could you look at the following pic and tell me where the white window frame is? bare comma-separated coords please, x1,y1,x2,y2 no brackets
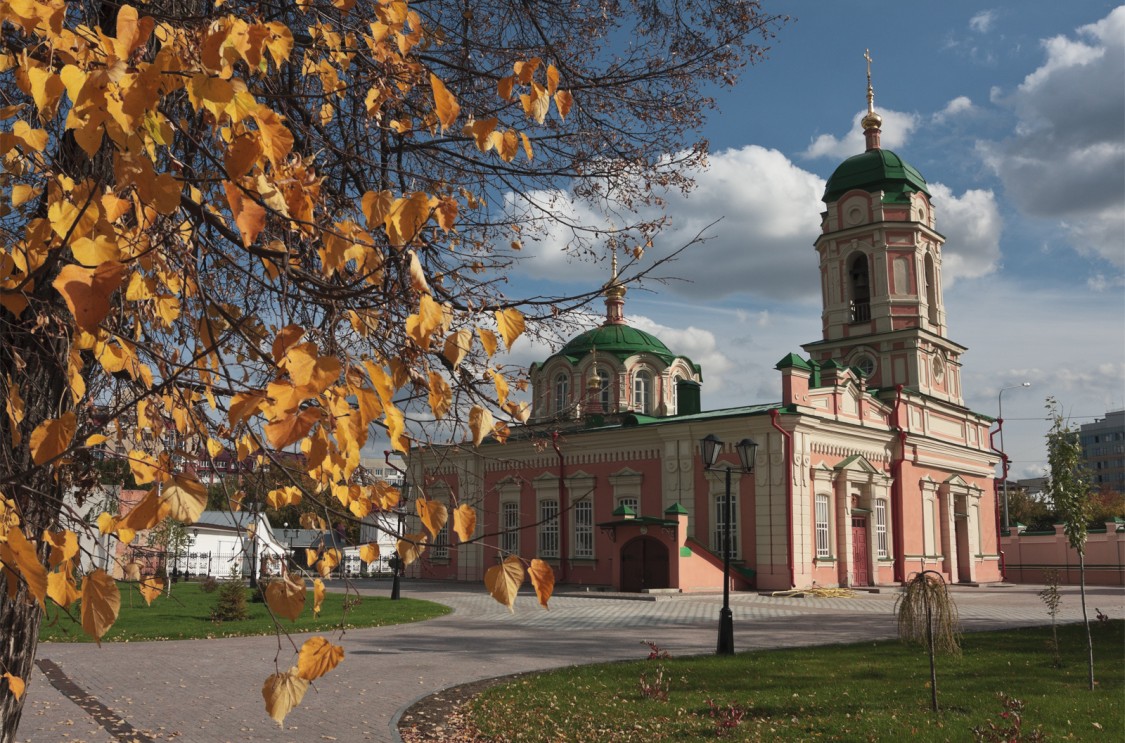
554,373,569,415
633,370,653,414
875,498,888,559
538,499,559,557
712,492,739,558
500,501,520,555
616,496,638,515
815,494,831,558
573,500,594,559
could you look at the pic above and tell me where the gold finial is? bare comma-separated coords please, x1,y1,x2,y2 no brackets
587,347,602,390
611,244,619,283
861,49,882,148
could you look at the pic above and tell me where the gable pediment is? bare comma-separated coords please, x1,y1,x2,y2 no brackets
834,454,880,474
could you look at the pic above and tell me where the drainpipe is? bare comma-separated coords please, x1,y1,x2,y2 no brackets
988,424,1008,581
551,431,568,584
891,385,908,583
769,409,795,589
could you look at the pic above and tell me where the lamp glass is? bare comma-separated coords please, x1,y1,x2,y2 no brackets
701,434,722,468
736,438,758,473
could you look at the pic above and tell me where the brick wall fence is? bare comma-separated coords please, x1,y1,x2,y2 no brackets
1000,520,1125,586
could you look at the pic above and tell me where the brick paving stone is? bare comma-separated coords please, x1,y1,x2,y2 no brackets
15,581,1124,743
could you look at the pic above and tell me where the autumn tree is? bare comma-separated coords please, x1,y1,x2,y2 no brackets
0,0,784,735
1045,398,1095,691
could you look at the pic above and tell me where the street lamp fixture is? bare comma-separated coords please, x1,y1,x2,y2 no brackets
700,434,757,656
998,382,1031,529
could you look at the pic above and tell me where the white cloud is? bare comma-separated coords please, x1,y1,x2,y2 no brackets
926,183,1003,283
969,11,997,34
802,108,919,160
933,96,975,124
979,7,1125,268
510,145,826,301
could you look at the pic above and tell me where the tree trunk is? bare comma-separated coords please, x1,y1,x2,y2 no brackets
0,591,44,743
1078,551,1095,691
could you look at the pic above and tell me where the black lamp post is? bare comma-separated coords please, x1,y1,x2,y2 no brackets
700,433,757,656
390,481,409,600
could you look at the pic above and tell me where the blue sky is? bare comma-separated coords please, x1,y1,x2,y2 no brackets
495,2,1125,482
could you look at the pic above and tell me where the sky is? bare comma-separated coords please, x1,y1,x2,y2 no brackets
487,2,1125,483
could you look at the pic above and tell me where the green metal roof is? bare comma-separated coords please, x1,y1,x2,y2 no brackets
557,323,676,364
823,148,930,203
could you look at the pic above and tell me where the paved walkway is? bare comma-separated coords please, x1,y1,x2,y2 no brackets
15,581,1125,743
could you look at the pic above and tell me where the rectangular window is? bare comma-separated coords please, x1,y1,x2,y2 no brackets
616,497,638,516
712,493,739,557
573,500,594,558
431,509,448,559
815,494,831,558
538,500,559,557
500,502,519,555
875,499,888,559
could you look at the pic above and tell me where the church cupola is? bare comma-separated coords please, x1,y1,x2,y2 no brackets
802,51,966,406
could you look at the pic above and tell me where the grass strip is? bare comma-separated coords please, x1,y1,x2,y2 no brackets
39,581,450,643
466,620,1122,741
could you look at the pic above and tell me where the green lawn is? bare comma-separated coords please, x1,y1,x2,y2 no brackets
39,580,451,642
466,621,1122,742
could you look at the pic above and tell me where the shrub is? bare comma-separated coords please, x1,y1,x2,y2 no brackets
211,578,250,622
199,575,219,594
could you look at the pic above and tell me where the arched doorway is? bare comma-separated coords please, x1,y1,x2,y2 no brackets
620,536,669,592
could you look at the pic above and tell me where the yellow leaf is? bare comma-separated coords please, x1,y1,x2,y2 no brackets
452,504,476,543
520,132,534,161
416,498,448,540
359,543,380,564
96,512,116,535
264,407,322,449
119,490,166,532
297,636,343,681
429,73,460,132
223,134,261,179
266,486,302,510
407,250,430,294
396,533,428,566
494,308,525,350
442,329,471,369
80,569,120,645
477,327,498,358
253,107,295,169
11,184,39,207
484,555,524,613
138,577,164,606
224,180,266,247
361,189,393,230
4,527,47,609
385,192,431,247
126,450,162,485
30,412,76,465
427,371,452,420
271,324,305,362
43,529,78,569
160,475,208,524
546,64,560,96
405,294,443,350
47,564,80,608
528,558,555,609
468,405,493,447
122,561,143,582
262,667,308,726
305,548,319,567
490,369,510,406
283,343,341,393
1,673,24,701
264,575,306,621
85,434,107,446
312,578,325,617
228,391,267,427
207,438,223,458
52,262,126,331
554,90,574,120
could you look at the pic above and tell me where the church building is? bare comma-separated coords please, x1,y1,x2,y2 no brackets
407,76,1003,592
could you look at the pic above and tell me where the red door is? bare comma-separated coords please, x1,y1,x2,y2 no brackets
851,517,869,586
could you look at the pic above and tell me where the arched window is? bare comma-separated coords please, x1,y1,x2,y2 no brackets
670,374,681,415
849,253,871,322
554,373,569,415
633,370,652,414
597,368,611,411
924,253,938,325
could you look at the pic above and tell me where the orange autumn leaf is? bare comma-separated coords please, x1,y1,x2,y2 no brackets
53,262,126,331
427,370,452,420
297,636,344,681
262,667,308,726
477,327,498,358
29,412,76,465
47,563,80,608
484,555,524,613
80,569,120,645
4,527,47,609
396,532,428,566
468,405,493,447
452,504,476,543
43,528,78,569
429,73,460,132
264,575,306,621
312,578,326,616
264,407,322,449
442,329,471,368
528,558,555,609
494,307,525,350
359,542,380,564
138,577,164,606
2,673,24,701
416,498,448,540
160,475,208,524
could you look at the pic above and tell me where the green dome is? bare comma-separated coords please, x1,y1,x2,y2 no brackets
823,149,929,203
558,324,675,364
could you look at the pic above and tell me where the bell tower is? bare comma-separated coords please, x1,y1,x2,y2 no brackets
802,51,965,406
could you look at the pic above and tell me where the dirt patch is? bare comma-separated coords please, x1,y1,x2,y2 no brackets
398,674,528,742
